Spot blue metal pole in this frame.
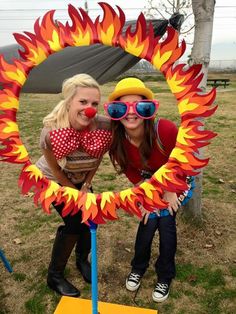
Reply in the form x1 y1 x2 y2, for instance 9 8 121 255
89 221 98 314
0 249 13 273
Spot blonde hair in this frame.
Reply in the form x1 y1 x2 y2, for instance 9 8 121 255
43 73 100 129
43 73 100 168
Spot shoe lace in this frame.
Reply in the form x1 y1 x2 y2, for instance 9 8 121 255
128 272 141 283
154 283 168 293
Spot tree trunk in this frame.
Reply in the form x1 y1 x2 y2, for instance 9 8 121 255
183 0 215 222
190 0 215 87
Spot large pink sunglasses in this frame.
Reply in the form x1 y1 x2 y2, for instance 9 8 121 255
104 100 159 120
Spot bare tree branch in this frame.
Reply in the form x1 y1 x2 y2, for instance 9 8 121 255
184 13 194 21
166 0 175 12
145 0 194 42
181 24 195 34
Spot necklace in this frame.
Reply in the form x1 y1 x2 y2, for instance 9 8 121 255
125 133 141 147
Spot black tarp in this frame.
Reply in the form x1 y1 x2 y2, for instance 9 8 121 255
0 16 182 93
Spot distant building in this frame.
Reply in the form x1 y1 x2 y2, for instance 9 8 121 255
209 60 236 72
125 59 236 74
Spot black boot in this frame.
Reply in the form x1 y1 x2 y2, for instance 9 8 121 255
75 227 91 284
47 226 80 297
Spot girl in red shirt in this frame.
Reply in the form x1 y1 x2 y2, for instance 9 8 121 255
105 77 181 303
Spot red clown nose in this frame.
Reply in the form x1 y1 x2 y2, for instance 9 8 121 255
84 107 97 118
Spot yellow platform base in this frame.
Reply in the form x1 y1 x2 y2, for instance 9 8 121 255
54 297 158 314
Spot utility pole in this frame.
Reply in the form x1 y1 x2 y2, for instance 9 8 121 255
85 0 89 13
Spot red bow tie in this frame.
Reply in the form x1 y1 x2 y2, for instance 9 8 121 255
50 128 112 160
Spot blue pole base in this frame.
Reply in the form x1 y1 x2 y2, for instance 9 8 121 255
0 249 13 273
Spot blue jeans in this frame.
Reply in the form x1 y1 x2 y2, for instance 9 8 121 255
131 213 177 284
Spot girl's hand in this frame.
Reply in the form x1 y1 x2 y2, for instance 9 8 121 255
137 202 150 225
163 191 181 216
137 203 160 225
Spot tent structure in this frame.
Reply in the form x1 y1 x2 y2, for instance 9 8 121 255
0 14 183 93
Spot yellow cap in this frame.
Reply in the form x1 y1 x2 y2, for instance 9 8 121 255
108 77 154 101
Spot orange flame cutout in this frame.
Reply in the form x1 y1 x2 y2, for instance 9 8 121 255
38 180 60 214
95 3 125 46
67 4 97 46
178 89 217 120
169 146 209 172
136 182 168 209
99 191 120 219
0 55 28 86
151 164 187 192
54 186 82 217
14 32 50 66
77 192 99 223
18 163 48 209
0 89 19 111
0 116 19 139
151 27 185 71
0 2 218 224
0 137 29 163
34 11 63 52
119 188 143 218
22 163 44 181
166 64 203 99
119 13 154 59
177 120 217 150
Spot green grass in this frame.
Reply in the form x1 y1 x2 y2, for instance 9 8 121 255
13 272 27 282
24 283 56 314
202 289 236 314
1 74 236 314
151 86 171 93
97 173 117 181
175 263 236 313
25 298 46 314
177 264 236 313
0 285 7 314
24 274 60 314
176 263 225 287
17 210 59 236
229 265 236 277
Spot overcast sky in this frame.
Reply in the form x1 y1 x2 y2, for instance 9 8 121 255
0 0 235 60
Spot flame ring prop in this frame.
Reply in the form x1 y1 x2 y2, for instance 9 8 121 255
0 3 217 224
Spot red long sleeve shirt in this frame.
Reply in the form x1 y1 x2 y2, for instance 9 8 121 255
123 118 178 184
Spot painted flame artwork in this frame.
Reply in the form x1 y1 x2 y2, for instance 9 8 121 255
0 2 217 224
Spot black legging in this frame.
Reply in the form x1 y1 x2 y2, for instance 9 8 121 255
52 183 92 235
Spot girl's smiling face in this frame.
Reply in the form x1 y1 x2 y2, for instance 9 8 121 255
119 94 144 131
68 86 100 130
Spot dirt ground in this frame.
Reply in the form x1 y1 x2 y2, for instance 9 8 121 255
1 81 236 314
0 160 235 314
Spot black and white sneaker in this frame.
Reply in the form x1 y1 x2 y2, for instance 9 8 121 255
152 282 170 302
126 272 142 291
